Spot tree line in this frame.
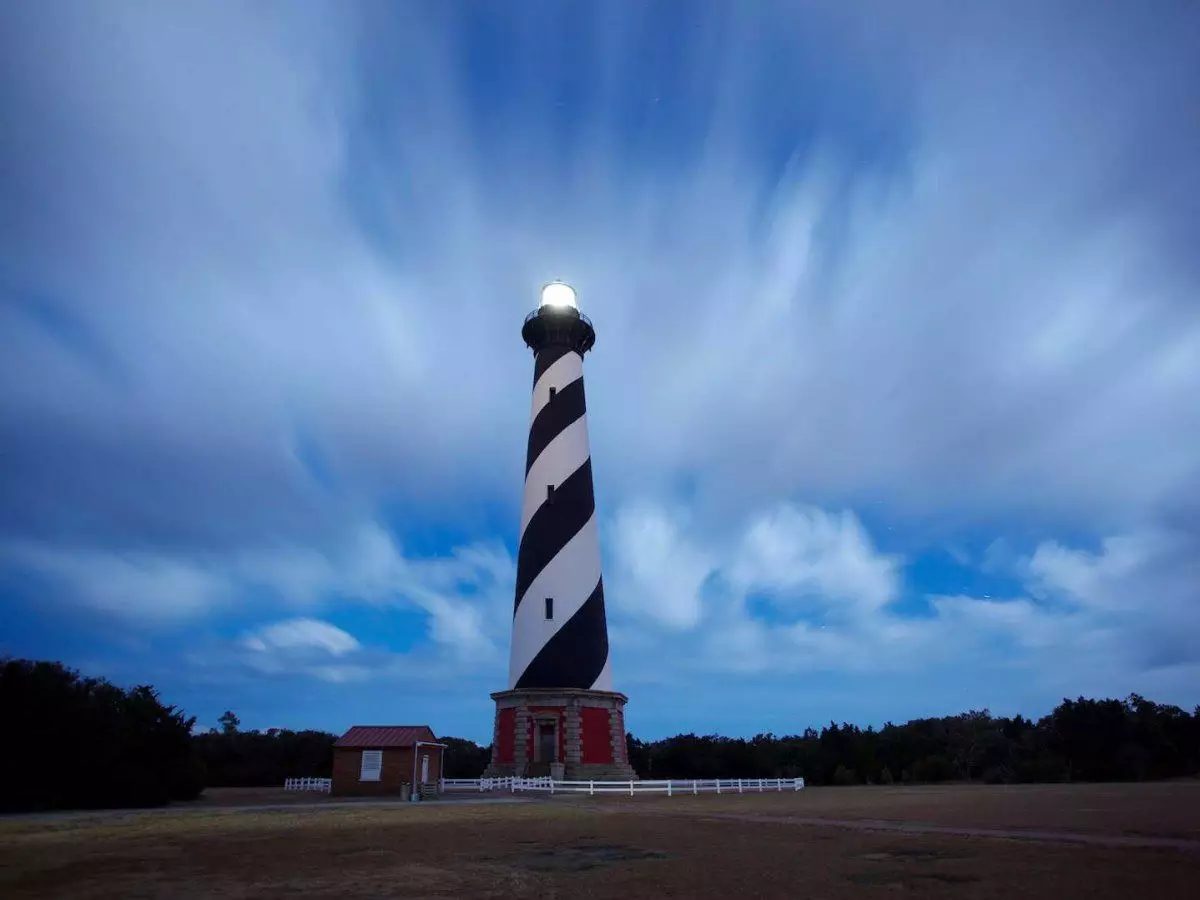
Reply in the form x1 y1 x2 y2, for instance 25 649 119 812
3 656 1197 812
624 695 1200 785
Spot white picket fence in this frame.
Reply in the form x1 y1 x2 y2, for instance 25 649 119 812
441 776 804 796
283 777 332 792
440 776 550 792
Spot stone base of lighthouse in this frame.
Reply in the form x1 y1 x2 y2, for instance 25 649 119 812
483 688 637 781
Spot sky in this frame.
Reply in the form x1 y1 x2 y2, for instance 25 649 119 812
1 1 1198 744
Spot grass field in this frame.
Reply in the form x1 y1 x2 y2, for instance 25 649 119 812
1 783 1197 898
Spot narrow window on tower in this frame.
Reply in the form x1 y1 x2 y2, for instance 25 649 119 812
548 386 557 401
546 484 555 504
545 597 553 620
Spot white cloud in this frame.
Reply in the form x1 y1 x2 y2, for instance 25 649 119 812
1 523 511 668
608 504 715 630
605 502 1199 700
606 501 910 673
1024 531 1178 611
235 524 511 663
0 542 230 621
241 618 361 657
728 505 900 615
1018 529 1200 669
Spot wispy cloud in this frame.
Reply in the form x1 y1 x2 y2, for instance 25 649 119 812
2 1 1198 731
241 618 362 657
2 524 512 668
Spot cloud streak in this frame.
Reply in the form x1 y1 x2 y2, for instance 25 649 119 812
1 1 1197 732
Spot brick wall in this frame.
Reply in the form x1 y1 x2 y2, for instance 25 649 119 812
484 688 636 780
494 707 516 764
330 745 443 796
581 706 613 764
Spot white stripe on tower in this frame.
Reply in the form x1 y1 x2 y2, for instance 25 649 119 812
509 296 612 692
528 352 581 423
520 414 590 535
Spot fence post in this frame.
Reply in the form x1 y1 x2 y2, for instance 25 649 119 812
738 779 743 794
717 780 721 794
590 780 594 796
630 780 634 796
668 780 673 797
693 780 697 795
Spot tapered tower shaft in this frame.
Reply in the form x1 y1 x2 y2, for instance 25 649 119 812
509 298 611 692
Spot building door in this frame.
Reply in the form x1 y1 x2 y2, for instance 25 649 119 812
420 754 429 784
538 722 556 763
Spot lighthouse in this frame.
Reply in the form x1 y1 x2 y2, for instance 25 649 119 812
484 282 635 780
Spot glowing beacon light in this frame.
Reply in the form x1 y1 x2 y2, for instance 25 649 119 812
539 281 578 310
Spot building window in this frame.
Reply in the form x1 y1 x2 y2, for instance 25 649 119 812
360 749 382 782
545 597 553 620
548 386 557 401
546 484 555 503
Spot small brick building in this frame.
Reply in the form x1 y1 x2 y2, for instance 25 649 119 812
330 725 446 797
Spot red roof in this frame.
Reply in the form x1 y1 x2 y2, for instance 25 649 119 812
334 725 437 749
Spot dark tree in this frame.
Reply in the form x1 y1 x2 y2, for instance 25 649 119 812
192 715 336 787
440 736 491 778
0 658 205 812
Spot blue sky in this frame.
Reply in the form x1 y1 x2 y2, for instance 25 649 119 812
2 1 1198 744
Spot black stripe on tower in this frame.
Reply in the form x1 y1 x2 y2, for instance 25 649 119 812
525 377 586 475
515 578 609 690
514 457 596 608
533 344 572 383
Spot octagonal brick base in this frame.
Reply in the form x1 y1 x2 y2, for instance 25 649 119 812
482 688 637 781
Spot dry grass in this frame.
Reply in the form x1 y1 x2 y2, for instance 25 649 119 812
581 781 1200 839
1 783 1197 898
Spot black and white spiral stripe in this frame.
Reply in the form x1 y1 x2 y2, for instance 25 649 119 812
508 341 612 691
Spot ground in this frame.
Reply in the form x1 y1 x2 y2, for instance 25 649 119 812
1 783 1196 898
